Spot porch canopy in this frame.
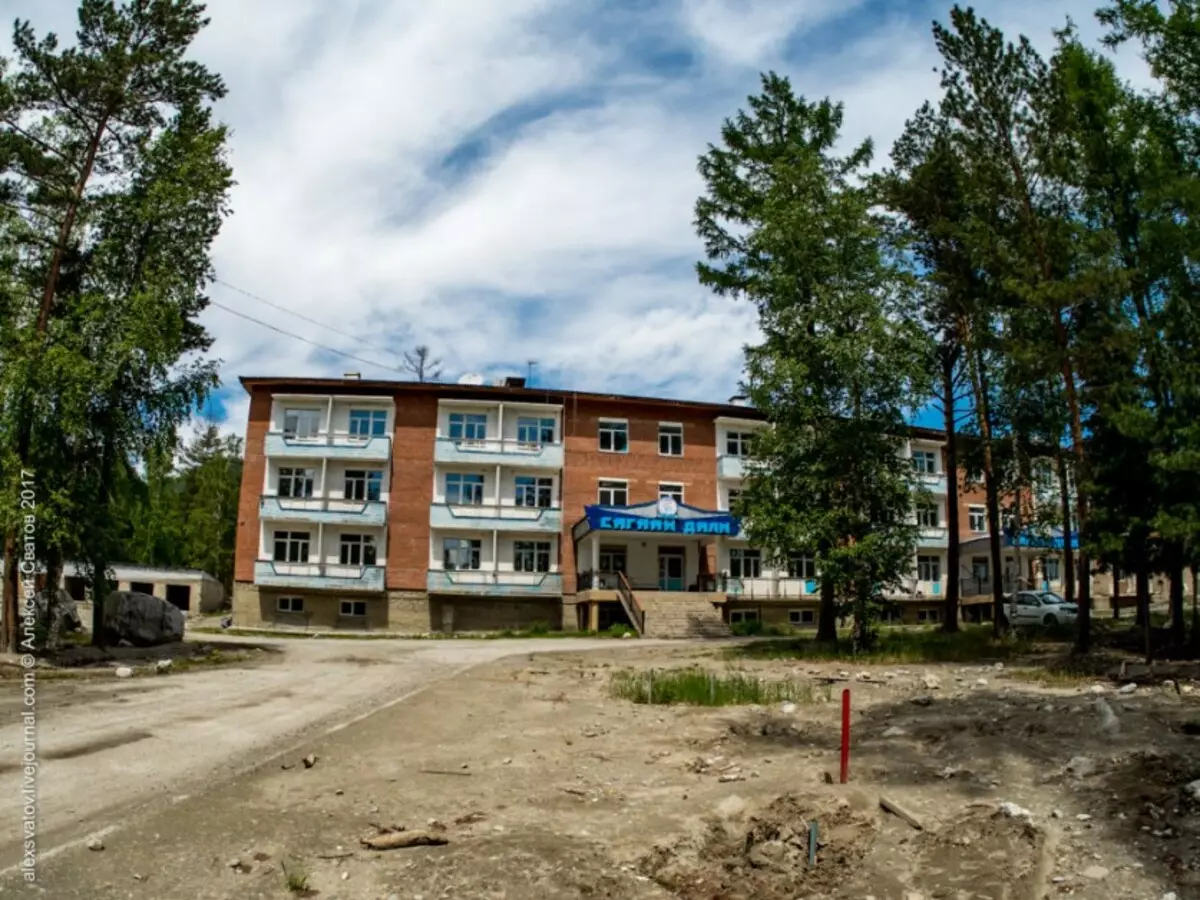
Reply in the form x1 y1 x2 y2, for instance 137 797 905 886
571 497 742 543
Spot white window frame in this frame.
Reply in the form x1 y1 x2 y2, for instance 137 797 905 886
340 600 367 617
515 475 554 508
348 408 388 438
272 531 310 563
725 431 754 457
598 419 628 453
276 596 304 613
916 503 940 528
448 412 489 441
658 422 684 457
283 408 322 440
443 537 482 571
445 472 486 506
787 555 817 580
344 469 383 502
339 533 377 567
516 416 556 445
911 449 938 474
729 547 762 578
598 479 628 506
513 540 552 573
1043 557 1060 581
968 505 986 533
917 554 941 583
971 556 990 581
658 483 684 503
278 467 315 499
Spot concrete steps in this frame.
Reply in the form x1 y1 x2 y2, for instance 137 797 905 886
637 592 732 639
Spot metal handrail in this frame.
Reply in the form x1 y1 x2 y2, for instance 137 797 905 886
616 570 645 635
269 430 392 446
432 502 560 519
263 561 383 580
435 436 562 453
261 496 382 514
437 570 558 586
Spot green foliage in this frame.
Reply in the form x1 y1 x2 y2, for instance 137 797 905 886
609 667 823 707
694 73 928 646
729 625 1033 664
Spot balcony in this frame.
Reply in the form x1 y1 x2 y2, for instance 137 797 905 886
434 437 563 469
426 570 563 597
259 496 388 527
913 471 948 494
429 504 562 533
717 454 747 480
253 561 386 593
265 431 392 462
917 526 950 548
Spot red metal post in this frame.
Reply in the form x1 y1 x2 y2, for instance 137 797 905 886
840 688 851 784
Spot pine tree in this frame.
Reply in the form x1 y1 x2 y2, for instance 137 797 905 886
695 74 928 645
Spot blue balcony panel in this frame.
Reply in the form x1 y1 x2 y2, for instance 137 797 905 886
434 438 563 469
917 527 950 548
254 561 385 593
265 432 392 462
260 496 387 527
717 455 746 480
429 504 561 533
426 570 563 598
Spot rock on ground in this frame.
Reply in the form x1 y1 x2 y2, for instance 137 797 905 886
100 591 185 647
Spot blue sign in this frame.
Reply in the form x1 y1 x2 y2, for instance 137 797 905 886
583 500 740 537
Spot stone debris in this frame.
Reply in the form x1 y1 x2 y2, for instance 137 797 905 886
1094 699 1120 735
998 801 1032 819
779 702 797 715
921 674 941 690
115 666 134 678
1088 684 1107 695
882 726 908 738
1117 683 1137 695
302 754 317 769
1080 865 1110 880
1182 780 1200 805
1076 813 1093 822
155 659 173 672
909 695 933 707
1065 756 1096 778
974 678 988 688
86 837 105 851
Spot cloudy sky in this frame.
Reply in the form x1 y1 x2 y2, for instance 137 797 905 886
2 0 1152 440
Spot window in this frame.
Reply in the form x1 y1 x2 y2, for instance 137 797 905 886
344 469 383 502
658 483 684 503
348 408 387 438
277 596 304 613
443 538 482 570
971 556 990 582
1015 592 1042 607
272 531 310 563
598 419 628 453
130 581 154 595
278 467 315 499
516 416 556 445
911 450 938 474
1043 557 1060 581
598 480 628 506
918 608 941 623
659 423 684 456
729 609 759 624
917 554 941 583
283 408 321 439
787 555 817 580
445 473 485 505
448 412 488 441
879 609 901 625
599 547 627 573
340 600 367 617
968 505 986 533
515 476 554 508
514 541 552 573
729 548 762 578
916 503 940 528
339 534 377 566
727 488 743 510
789 609 816 626
726 431 754 457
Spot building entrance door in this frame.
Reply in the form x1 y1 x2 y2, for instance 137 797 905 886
658 548 685 591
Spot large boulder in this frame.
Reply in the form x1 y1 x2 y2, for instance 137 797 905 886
101 591 185 647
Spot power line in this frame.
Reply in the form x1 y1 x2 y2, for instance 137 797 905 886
213 277 403 359
206 298 407 375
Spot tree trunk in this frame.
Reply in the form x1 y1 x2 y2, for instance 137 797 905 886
941 352 960 632
817 575 837 642
1135 563 1149 629
1112 566 1120 620
969 348 1005 635
1169 551 1185 648
1056 452 1075 605
2 536 18 652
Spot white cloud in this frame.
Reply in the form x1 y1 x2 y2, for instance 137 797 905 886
0 0 1158 449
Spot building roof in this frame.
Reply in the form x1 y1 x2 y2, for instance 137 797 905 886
239 376 950 441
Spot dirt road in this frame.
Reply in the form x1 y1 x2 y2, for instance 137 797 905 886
0 634 668 874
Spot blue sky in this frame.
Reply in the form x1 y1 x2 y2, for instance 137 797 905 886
1 0 1152 441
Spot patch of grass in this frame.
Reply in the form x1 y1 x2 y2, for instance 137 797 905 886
730 620 795 637
610 666 823 706
280 858 310 894
729 624 1034 664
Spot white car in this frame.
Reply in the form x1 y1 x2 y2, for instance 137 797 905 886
1006 591 1078 627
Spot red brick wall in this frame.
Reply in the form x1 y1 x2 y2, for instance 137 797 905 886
560 399 718 593
388 394 437 591
234 389 272 583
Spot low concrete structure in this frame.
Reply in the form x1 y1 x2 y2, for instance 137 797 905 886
57 563 225 622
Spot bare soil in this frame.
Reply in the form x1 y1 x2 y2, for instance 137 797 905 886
5 642 1200 899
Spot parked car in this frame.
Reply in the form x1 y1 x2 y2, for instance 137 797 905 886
1006 590 1079 627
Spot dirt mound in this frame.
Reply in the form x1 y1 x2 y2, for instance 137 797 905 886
639 793 877 900
910 808 1047 899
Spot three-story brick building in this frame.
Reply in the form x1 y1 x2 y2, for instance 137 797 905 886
233 375 1019 635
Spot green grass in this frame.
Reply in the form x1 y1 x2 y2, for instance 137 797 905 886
729 624 1035 664
610 666 827 706
280 859 310 894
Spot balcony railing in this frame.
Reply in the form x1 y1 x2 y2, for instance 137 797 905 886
426 570 563 597
916 526 949 547
717 454 747 480
429 503 562 533
433 437 563 468
260 496 387 526
720 575 818 599
912 470 949 493
254 560 385 592
265 431 392 461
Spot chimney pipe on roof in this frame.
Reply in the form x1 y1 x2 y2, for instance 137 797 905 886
344 372 361 380
504 376 527 388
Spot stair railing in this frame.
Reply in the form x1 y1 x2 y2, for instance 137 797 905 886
616 570 645 636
